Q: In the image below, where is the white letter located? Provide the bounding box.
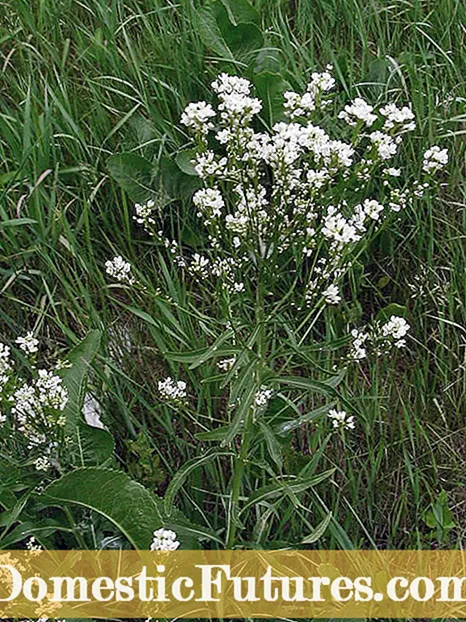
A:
[23,577,47,602]
[91,577,115,602]
[330,577,354,602]
[410,577,434,602]
[354,576,373,602]
[172,577,194,602]
[231,576,259,602]
[387,577,409,602]
[0,565,22,602]
[438,577,466,602]
[51,577,89,602]
[260,567,281,602]
[307,576,331,602]
[195,565,230,602]
[115,577,134,602]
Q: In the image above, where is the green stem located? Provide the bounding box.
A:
[226,283,265,549]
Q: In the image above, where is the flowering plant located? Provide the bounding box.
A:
[105,68,448,547]
[0,335,69,472]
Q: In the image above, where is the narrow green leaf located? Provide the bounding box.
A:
[164,449,234,516]
[302,512,333,544]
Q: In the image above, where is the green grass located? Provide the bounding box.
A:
[1,0,466,560]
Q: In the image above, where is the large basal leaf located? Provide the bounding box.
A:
[42,468,164,549]
[253,72,288,125]
[42,468,221,548]
[222,22,263,61]
[195,2,263,64]
[218,0,259,25]
[194,5,234,59]
[74,422,115,467]
[107,153,155,203]
[61,330,102,432]
[376,303,407,322]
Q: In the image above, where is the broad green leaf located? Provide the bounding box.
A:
[74,422,115,467]
[107,153,155,203]
[218,0,259,25]
[376,303,407,322]
[194,5,233,59]
[253,72,287,124]
[42,468,164,549]
[175,149,198,176]
[223,23,263,61]
[61,330,102,432]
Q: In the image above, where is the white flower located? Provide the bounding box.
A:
[194,151,227,179]
[362,198,384,221]
[193,188,224,224]
[338,97,377,127]
[217,357,236,372]
[254,386,273,408]
[0,343,12,375]
[35,370,68,412]
[190,253,210,277]
[26,536,43,551]
[134,199,156,229]
[212,74,252,96]
[105,256,134,284]
[34,456,51,472]
[328,409,355,430]
[369,131,399,160]
[16,332,39,355]
[350,328,369,360]
[323,284,341,305]
[422,146,448,173]
[150,528,180,551]
[322,207,360,245]
[158,377,187,403]
[180,101,216,135]
[381,315,410,348]
[379,103,415,132]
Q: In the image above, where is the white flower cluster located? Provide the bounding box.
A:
[0,337,69,459]
[150,528,180,551]
[130,71,445,380]
[422,146,449,173]
[134,199,156,230]
[217,357,236,372]
[0,343,13,390]
[16,332,39,355]
[338,97,377,127]
[349,315,411,360]
[11,369,68,447]
[284,66,335,118]
[105,256,134,284]
[254,386,273,409]
[180,101,215,135]
[157,377,187,404]
[328,409,355,431]
[381,315,411,349]
[26,536,43,551]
